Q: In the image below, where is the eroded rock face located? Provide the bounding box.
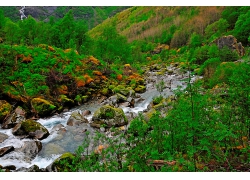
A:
[91,105,127,128]
[2,106,26,129]
[213,35,245,56]
[12,119,49,140]
[67,111,88,126]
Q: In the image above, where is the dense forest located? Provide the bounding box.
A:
[0,6,250,172]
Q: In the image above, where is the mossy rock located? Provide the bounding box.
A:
[0,100,12,123]
[51,152,75,172]
[144,109,157,122]
[12,119,49,140]
[58,95,74,107]
[113,85,130,96]
[116,93,127,103]
[81,95,89,103]
[92,105,128,128]
[101,88,109,96]
[134,85,146,93]
[152,96,164,105]
[31,98,56,117]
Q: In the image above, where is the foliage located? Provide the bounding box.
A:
[233,9,250,45]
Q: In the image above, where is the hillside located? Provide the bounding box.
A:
[0,6,129,29]
[89,6,225,46]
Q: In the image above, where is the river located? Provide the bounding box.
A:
[0,64,202,170]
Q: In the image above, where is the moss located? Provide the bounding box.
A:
[152,95,163,105]
[58,95,74,107]
[100,105,116,119]
[21,119,47,133]
[134,85,146,93]
[31,98,56,117]
[52,152,75,172]
[82,95,89,103]
[101,88,109,96]
[113,85,129,96]
[0,100,12,122]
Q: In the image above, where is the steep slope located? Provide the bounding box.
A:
[0,6,129,29]
[88,6,225,47]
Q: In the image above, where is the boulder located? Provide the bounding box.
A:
[47,152,75,172]
[15,165,41,172]
[12,119,49,140]
[91,105,128,128]
[82,110,91,116]
[16,141,42,161]
[0,132,8,143]
[0,146,14,157]
[67,111,88,126]
[0,100,12,123]
[113,85,130,96]
[213,35,245,56]
[2,106,26,129]
[31,98,56,117]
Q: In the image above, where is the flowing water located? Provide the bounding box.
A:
[0,66,202,170]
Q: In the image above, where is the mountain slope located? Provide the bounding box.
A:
[88,6,225,47]
[0,6,129,29]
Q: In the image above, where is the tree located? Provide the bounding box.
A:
[4,19,20,46]
[234,10,250,45]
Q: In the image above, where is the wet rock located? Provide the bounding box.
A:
[0,146,14,157]
[15,164,41,172]
[51,124,65,132]
[3,165,16,171]
[2,106,26,129]
[82,110,91,116]
[16,141,42,161]
[119,102,130,108]
[42,144,65,155]
[91,105,128,128]
[0,132,8,143]
[0,100,12,124]
[31,98,56,117]
[12,119,50,140]
[67,111,88,126]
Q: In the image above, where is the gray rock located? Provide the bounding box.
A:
[82,110,91,116]
[0,132,8,143]
[16,141,42,161]
[67,111,88,126]
[2,106,26,129]
[91,105,128,128]
[12,119,49,140]
[0,146,14,157]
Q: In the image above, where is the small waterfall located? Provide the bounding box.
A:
[19,6,27,20]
